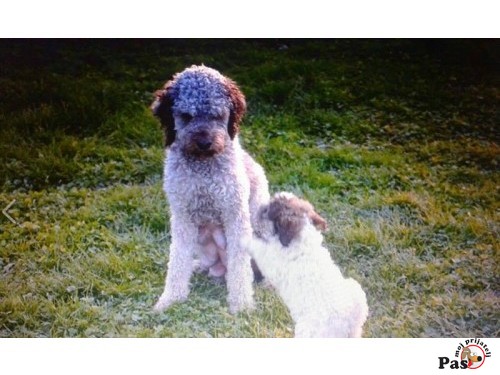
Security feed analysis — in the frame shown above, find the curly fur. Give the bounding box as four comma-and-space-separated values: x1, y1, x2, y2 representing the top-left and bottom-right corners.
248, 192, 369, 337
151, 65, 270, 314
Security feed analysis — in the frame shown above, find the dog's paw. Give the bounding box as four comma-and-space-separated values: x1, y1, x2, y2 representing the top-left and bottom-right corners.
192, 259, 207, 274
153, 299, 171, 313
153, 295, 185, 313
208, 262, 226, 278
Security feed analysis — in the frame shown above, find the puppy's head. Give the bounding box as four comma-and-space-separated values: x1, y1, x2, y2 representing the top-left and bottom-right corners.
259, 192, 327, 247
151, 65, 246, 156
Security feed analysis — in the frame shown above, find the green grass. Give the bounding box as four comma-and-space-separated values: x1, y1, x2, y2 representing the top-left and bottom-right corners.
0, 40, 498, 337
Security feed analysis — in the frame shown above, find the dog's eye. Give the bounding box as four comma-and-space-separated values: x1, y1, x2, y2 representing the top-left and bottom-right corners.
180, 113, 193, 123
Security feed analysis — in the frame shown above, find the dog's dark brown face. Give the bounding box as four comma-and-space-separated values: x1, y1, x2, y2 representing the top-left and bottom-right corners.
259, 193, 327, 247
151, 65, 246, 157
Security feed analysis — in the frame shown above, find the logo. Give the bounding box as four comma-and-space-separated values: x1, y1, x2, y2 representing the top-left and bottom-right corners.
438, 339, 492, 370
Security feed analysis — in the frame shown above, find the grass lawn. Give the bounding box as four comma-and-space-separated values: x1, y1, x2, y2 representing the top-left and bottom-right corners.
0, 39, 498, 337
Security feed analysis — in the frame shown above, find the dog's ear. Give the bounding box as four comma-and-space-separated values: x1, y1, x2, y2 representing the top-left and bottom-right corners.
309, 210, 328, 232
225, 78, 246, 139
151, 80, 176, 147
461, 348, 470, 360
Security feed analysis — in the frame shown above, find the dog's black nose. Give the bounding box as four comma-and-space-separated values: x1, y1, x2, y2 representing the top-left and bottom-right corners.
477, 356, 482, 361
197, 140, 212, 150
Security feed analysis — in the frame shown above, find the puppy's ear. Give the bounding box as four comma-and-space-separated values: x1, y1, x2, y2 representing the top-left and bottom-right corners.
225, 78, 246, 139
309, 211, 328, 232
274, 217, 305, 247
151, 80, 176, 147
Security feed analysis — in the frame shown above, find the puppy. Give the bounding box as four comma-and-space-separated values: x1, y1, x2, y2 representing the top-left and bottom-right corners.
248, 192, 369, 337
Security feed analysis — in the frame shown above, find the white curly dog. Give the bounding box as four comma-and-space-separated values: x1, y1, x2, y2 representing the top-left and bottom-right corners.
248, 192, 369, 337
151, 65, 269, 314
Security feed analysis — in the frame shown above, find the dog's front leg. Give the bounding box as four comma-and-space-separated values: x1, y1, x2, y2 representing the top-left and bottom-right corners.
224, 210, 255, 314
154, 214, 197, 312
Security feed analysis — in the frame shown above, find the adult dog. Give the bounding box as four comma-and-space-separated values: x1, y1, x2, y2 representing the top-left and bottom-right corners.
151, 65, 269, 314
